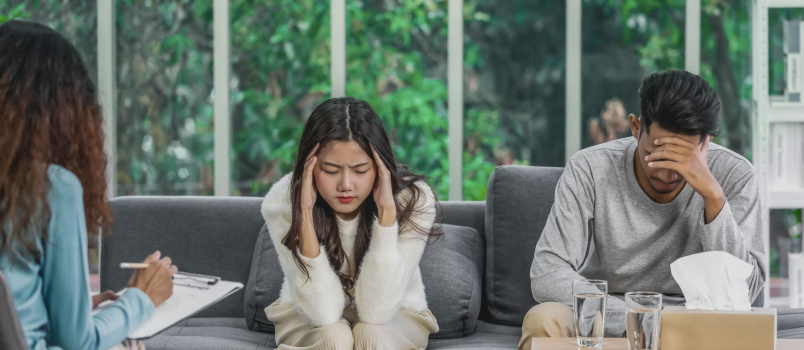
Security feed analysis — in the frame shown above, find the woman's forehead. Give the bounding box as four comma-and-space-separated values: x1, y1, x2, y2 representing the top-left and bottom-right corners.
318, 140, 371, 162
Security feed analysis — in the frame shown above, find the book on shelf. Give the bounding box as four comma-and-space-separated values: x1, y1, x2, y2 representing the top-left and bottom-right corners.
770, 123, 804, 191
784, 20, 803, 102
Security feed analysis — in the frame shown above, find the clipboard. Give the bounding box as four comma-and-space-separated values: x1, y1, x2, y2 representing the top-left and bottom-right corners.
95, 272, 243, 339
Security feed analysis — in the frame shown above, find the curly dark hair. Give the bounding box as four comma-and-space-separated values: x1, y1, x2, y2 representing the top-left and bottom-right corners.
0, 20, 111, 259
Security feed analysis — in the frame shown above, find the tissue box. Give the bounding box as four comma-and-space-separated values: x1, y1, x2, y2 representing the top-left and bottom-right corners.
660, 306, 776, 350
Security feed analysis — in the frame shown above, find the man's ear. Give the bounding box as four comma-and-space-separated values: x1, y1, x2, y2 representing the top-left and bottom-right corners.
629, 114, 640, 139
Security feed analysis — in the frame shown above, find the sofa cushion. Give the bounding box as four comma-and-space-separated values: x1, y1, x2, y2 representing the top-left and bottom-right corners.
428, 320, 520, 349
421, 223, 484, 338
484, 166, 564, 326
243, 223, 484, 338
243, 224, 282, 333
142, 317, 275, 350
779, 308, 804, 339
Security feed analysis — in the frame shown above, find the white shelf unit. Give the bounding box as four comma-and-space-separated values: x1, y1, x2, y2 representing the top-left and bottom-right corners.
768, 98, 804, 123
769, 190, 804, 208
752, 0, 804, 306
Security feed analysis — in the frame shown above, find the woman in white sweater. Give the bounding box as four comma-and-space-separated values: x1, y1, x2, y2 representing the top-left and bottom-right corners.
261, 97, 441, 350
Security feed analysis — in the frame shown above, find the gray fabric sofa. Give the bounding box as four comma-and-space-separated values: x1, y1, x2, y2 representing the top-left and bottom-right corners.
100, 166, 804, 349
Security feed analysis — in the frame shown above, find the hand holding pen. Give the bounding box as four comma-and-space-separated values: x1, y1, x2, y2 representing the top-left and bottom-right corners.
123, 250, 178, 307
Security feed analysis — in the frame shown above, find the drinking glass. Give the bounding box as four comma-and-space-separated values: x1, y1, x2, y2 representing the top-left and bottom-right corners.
572, 279, 608, 347
625, 292, 662, 350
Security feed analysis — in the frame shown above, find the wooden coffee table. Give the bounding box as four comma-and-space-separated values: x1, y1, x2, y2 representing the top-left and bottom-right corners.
531, 337, 804, 349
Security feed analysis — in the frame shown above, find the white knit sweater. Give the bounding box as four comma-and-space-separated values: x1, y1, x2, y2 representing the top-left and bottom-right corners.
261, 173, 436, 326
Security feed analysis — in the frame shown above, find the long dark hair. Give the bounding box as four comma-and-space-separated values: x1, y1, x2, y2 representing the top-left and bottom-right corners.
0, 20, 111, 259
283, 97, 441, 300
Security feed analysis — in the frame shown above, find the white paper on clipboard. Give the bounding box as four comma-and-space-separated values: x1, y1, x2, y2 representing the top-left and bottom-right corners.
94, 273, 243, 339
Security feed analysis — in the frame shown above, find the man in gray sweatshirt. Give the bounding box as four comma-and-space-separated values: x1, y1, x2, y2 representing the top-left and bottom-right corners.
518, 70, 766, 350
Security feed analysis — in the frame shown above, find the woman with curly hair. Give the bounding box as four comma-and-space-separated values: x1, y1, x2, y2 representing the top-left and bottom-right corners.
0, 20, 176, 350
261, 97, 442, 349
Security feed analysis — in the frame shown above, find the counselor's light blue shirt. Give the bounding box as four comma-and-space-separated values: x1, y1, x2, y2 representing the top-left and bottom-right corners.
0, 166, 154, 350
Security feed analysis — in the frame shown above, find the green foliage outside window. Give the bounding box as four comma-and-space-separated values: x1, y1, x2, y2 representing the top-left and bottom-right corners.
0, 0, 770, 201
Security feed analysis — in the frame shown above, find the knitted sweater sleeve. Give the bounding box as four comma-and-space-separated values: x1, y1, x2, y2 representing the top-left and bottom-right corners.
261, 174, 345, 326
354, 182, 436, 324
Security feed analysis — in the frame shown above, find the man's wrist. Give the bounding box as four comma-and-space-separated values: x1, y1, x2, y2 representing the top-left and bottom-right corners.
700, 178, 725, 202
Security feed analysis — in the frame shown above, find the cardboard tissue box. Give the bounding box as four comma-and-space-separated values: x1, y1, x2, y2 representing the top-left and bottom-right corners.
660, 252, 777, 350
660, 306, 776, 350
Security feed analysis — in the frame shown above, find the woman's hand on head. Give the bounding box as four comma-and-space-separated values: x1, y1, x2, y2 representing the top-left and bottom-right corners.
371, 144, 396, 227
127, 250, 178, 307
301, 143, 320, 211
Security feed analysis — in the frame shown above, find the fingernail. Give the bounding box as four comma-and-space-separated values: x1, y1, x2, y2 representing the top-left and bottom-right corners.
645, 156, 648, 161
648, 162, 653, 167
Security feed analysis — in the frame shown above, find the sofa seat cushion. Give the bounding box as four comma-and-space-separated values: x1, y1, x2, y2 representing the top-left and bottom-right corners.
244, 223, 484, 338
779, 308, 804, 339
142, 317, 275, 350
428, 321, 520, 349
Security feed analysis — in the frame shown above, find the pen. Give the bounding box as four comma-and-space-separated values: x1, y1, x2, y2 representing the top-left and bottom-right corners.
119, 262, 150, 268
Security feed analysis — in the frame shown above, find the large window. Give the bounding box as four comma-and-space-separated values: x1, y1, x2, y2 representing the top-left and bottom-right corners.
462, 1, 567, 200
581, 0, 684, 149
115, 0, 215, 196
230, 0, 331, 195
4, 0, 802, 306
347, 0, 451, 198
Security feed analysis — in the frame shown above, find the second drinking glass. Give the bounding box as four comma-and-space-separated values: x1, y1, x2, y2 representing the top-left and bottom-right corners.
624, 291, 662, 350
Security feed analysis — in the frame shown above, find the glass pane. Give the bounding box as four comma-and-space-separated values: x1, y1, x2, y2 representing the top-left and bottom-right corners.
1, 0, 99, 291
1, 0, 97, 82
346, 0, 450, 199
581, 0, 684, 149
230, 0, 331, 195
116, 1, 214, 195
769, 8, 804, 97
463, 1, 567, 200
769, 208, 803, 308
700, 1, 752, 158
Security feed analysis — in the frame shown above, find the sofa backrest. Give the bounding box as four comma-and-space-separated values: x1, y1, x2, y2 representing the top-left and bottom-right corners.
484, 165, 564, 326
102, 196, 486, 336
101, 196, 265, 318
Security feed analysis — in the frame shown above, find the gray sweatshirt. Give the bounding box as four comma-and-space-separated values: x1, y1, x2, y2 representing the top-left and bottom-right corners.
530, 137, 767, 336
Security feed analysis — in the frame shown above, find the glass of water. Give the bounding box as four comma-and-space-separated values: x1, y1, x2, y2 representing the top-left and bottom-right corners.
572, 279, 607, 347
625, 292, 662, 350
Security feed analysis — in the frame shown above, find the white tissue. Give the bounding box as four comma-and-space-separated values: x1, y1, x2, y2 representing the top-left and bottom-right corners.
670, 251, 753, 311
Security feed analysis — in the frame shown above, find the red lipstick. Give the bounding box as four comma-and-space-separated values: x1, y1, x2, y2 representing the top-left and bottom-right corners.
337, 196, 354, 203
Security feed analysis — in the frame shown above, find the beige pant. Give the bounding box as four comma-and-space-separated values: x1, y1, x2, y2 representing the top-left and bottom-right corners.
265, 300, 439, 350
518, 302, 575, 350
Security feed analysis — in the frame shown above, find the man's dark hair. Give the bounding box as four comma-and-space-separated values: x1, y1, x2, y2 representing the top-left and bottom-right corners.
638, 70, 721, 142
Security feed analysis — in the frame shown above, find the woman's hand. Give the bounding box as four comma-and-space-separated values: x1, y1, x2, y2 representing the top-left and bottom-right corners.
126, 251, 178, 307
300, 143, 320, 211
299, 143, 321, 257
371, 144, 396, 227
91, 290, 119, 309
